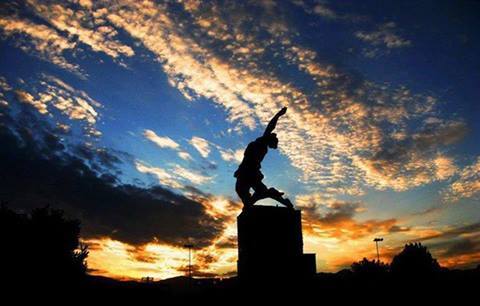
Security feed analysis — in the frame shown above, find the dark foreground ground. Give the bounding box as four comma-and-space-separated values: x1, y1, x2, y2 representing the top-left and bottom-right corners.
5, 270, 478, 304
26, 268, 474, 303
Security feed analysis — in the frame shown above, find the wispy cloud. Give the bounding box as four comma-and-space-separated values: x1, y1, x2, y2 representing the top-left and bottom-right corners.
135, 160, 212, 188
135, 161, 183, 189
355, 22, 411, 58
178, 151, 193, 161
0, 14, 81, 74
9, 74, 102, 137
219, 148, 244, 164
143, 129, 180, 149
189, 136, 211, 158
0, 0, 135, 76
291, 0, 364, 22
26, 0, 134, 59
172, 165, 212, 185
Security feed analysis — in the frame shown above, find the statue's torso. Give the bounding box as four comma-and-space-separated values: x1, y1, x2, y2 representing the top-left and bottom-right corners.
235, 137, 268, 178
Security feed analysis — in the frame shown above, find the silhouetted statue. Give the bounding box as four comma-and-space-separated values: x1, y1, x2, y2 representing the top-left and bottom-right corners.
234, 107, 293, 209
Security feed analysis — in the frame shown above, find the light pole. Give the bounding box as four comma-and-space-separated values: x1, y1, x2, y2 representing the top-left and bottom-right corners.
373, 238, 383, 262
183, 244, 194, 279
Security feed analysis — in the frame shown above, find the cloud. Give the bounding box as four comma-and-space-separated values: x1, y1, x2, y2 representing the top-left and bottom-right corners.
0, 13, 80, 74
312, 4, 338, 19
143, 129, 180, 149
136, 161, 212, 187
442, 238, 480, 258
189, 136, 211, 158
83, 238, 196, 280
15, 90, 49, 114
355, 22, 411, 48
352, 120, 466, 191
355, 22, 411, 58
0, 115, 224, 248
178, 151, 193, 161
26, 0, 134, 59
135, 161, 183, 189
434, 155, 458, 180
9, 74, 102, 137
172, 165, 212, 185
412, 222, 480, 268
443, 157, 480, 202
0, 0, 135, 75
296, 193, 402, 240
0, 103, 238, 278
291, 0, 363, 22
0, 76, 11, 107
219, 148, 243, 163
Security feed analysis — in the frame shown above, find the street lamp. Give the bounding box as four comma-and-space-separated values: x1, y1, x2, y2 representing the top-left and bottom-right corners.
373, 238, 383, 262
183, 244, 194, 279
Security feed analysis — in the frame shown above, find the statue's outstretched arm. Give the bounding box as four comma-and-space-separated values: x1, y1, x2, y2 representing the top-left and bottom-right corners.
263, 107, 287, 136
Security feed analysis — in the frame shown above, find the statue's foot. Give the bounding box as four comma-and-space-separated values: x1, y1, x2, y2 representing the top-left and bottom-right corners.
268, 187, 284, 197
283, 198, 294, 209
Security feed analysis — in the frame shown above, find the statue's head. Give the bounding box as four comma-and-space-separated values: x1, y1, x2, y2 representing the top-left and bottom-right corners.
266, 133, 278, 149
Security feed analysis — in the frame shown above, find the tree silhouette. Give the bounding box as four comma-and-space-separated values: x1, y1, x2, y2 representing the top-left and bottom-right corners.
0, 205, 88, 286
351, 257, 389, 276
390, 243, 440, 276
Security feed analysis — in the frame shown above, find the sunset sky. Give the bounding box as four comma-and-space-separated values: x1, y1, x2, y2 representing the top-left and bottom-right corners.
1, 0, 479, 280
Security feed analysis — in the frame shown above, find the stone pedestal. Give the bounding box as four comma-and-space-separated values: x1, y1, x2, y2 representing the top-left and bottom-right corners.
237, 205, 316, 280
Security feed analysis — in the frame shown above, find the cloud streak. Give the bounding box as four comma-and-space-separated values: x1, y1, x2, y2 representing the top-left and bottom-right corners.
189, 136, 211, 158
143, 129, 180, 149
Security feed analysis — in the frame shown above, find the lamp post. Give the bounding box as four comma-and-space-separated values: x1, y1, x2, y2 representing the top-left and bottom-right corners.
183, 244, 194, 279
373, 238, 383, 262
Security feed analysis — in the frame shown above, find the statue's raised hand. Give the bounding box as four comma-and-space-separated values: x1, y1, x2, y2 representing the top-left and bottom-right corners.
278, 106, 287, 116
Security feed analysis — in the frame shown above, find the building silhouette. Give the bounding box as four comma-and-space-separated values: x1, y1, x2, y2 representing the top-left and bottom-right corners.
237, 205, 316, 281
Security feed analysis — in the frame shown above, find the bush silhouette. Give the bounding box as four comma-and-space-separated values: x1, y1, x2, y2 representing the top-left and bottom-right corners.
390, 243, 440, 276
0, 205, 88, 286
351, 257, 389, 276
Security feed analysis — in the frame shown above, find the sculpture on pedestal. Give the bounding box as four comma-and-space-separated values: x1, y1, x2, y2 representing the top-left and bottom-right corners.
234, 107, 316, 280
234, 107, 293, 210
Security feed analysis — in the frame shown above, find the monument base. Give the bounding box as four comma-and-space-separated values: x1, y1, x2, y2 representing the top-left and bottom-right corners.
237, 205, 316, 280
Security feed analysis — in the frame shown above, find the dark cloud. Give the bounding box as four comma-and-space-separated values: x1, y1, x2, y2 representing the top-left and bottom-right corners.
419, 222, 480, 242
388, 225, 411, 233
372, 121, 467, 164
443, 238, 480, 258
317, 201, 362, 224
413, 222, 480, 266
215, 236, 237, 249
299, 199, 401, 240
0, 110, 224, 248
127, 246, 159, 263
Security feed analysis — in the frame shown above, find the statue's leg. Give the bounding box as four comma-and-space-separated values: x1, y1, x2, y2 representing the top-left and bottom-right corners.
250, 181, 270, 204
267, 188, 294, 209
235, 178, 253, 208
